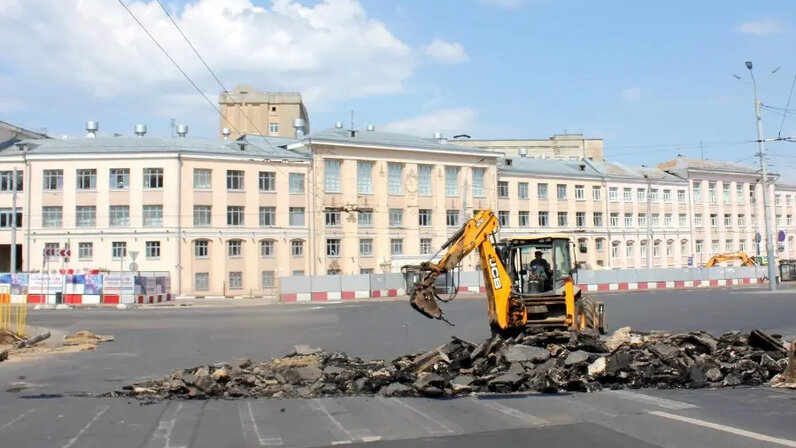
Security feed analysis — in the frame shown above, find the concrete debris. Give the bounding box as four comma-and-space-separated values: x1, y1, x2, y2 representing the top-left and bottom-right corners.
14, 331, 51, 349
0, 349, 7, 363
110, 328, 791, 400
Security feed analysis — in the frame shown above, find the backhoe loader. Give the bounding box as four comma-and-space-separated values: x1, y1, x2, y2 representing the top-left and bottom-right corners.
409, 209, 606, 335
704, 251, 757, 267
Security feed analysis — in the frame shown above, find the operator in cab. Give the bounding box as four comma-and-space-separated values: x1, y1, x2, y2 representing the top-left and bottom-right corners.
529, 250, 553, 291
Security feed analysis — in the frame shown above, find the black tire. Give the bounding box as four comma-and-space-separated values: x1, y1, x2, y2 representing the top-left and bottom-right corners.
577, 295, 600, 332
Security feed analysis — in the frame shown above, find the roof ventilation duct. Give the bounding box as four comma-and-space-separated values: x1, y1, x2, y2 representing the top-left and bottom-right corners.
134, 124, 147, 137
86, 121, 98, 138
222, 127, 231, 140
366, 124, 375, 131
334, 121, 344, 129
293, 118, 306, 139
519, 147, 527, 158
176, 124, 188, 137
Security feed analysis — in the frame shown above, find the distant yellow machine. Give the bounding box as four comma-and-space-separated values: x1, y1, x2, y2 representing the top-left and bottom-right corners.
409, 209, 605, 335
705, 251, 757, 268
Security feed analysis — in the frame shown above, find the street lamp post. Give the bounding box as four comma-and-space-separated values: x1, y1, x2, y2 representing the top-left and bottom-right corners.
746, 61, 777, 291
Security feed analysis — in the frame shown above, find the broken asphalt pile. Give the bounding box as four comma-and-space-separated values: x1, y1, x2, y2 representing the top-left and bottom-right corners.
111, 327, 792, 400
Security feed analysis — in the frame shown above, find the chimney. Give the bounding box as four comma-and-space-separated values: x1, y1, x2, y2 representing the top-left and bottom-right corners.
134, 124, 147, 137
366, 124, 375, 131
293, 118, 306, 139
433, 132, 447, 144
176, 124, 188, 137
222, 127, 231, 140
334, 121, 344, 129
86, 121, 98, 138
519, 147, 527, 158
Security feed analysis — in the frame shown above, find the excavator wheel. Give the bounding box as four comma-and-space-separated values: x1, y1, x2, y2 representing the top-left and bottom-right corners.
576, 295, 606, 334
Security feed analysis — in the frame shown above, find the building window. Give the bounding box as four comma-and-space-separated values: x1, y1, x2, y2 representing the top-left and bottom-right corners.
576, 212, 586, 227
146, 241, 161, 259
194, 169, 212, 189
574, 185, 585, 200
724, 214, 732, 226
325, 160, 341, 193
143, 205, 163, 227
663, 189, 672, 203
788, 215, 793, 226
693, 182, 701, 202
109, 205, 129, 227
194, 240, 209, 258
257, 171, 275, 192
226, 170, 244, 190
473, 168, 485, 197
112, 241, 127, 259
649, 188, 659, 202
445, 166, 459, 197
578, 239, 588, 253
498, 211, 510, 227
195, 273, 209, 291
261, 271, 275, 288
291, 240, 304, 256
518, 182, 528, 199
358, 209, 373, 227
498, 181, 509, 198
653, 241, 661, 257
419, 209, 432, 227
641, 242, 648, 258
694, 214, 703, 227
76, 169, 97, 190
736, 185, 744, 205
592, 186, 602, 200
625, 213, 634, 227
143, 168, 163, 189
518, 211, 529, 227
726, 240, 734, 252
78, 242, 93, 261
740, 240, 747, 252
637, 188, 646, 202
227, 206, 244, 226
557, 211, 568, 227
0, 208, 21, 228
390, 238, 403, 255
326, 239, 341, 257
110, 168, 129, 190
389, 208, 403, 227
420, 238, 432, 255
708, 182, 717, 204
665, 216, 674, 231
359, 239, 373, 256
325, 210, 341, 227
776, 194, 782, 206
608, 187, 618, 202
557, 184, 567, 200
229, 272, 243, 289
738, 214, 745, 227
638, 214, 647, 227
446, 210, 460, 227
227, 240, 243, 258
710, 240, 718, 253
75, 206, 96, 227
289, 173, 305, 193
789, 195, 793, 206
710, 214, 718, 227
681, 240, 688, 254
626, 241, 634, 258
418, 165, 432, 196
611, 241, 620, 258
357, 161, 373, 194
679, 214, 687, 227
610, 213, 619, 227
723, 184, 731, 204
596, 238, 604, 252
260, 240, 274, 258
538, 183, 548, 199
593, 212, 603, 227
751, 215, 757, 227
0, 171, 22, 192
259, 207, 276, 227
194, 205, 211, 227
538, 211, 549, 227
651, 214, 659, 227
777, 215, 783, 226
677, 189, 686, 204
43, 169, 63, 191
269, 122, 279, 134
388, 163, 403, 195
289, 207, 305, 226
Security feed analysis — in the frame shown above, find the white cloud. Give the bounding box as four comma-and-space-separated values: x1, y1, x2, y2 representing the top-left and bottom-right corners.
423, 38, 470, 64
0, 0, 414, 128
381, 108, 478, 136
735, 18, 782, 35
620, 88, 643, 104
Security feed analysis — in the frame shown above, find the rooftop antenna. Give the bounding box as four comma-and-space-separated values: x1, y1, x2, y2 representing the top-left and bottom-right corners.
700, 140, 704, 160
170, 118, 176, 138
350, 110, 354, 131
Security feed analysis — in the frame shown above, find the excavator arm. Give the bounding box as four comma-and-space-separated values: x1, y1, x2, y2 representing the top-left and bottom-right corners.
705, 251, 757, 267
409, 210, 527, 330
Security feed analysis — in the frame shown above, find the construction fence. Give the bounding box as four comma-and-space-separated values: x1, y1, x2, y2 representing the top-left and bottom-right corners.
0, 272, 173, 305
0, 286, 26, 337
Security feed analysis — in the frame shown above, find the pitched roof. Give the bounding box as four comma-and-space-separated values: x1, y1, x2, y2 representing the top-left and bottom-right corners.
499, 157, 602, 178
302, 128, 499, 156
657, 156, 760, 175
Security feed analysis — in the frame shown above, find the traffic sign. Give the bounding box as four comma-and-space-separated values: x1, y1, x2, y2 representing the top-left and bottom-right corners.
43, 248, 71, 257
755, 232, 762, 243
129, 262, 139, 271
778, 230, 786, 242
129, 250, 139, 261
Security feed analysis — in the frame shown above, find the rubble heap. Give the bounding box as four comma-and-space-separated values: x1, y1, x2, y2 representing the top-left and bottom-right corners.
112, 328, 791, 400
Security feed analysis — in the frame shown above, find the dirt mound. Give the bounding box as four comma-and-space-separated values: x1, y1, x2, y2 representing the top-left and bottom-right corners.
110, 327, 790, 400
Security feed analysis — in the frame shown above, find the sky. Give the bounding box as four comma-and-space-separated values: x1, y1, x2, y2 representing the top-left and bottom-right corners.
1, 0, 795, 177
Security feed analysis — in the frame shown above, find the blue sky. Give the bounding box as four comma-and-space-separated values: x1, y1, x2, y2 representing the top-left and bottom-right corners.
1, 0, 794, 174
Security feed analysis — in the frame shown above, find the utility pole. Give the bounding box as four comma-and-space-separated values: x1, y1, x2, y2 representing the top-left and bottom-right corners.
747, 61, 777, 291
10, 168, 17, 274
644, 173, 652, 269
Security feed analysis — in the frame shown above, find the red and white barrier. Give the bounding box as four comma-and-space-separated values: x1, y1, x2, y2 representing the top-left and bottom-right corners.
136, 294, 174, 304
281, 288, 406, 303
580, 277, 764, 292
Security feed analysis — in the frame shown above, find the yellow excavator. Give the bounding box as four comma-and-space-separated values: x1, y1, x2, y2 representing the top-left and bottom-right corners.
410, 209, 606, 335
704, 251, 757, 268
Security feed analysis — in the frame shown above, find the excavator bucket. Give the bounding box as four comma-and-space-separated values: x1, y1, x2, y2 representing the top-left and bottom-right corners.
771, 341, 796, 389
410, 283, 444, 320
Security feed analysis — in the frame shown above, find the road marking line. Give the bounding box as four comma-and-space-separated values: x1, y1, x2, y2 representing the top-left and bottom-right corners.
649, 410, 796, 447
310, 399, 379, 443
381, 398, 453, 434
472, 399, 549, 426
0, 408, 35, 431
608, 390, 697, 410
146, 402, 186, 448
238, 402, 283, 447
62, 405, 109, 448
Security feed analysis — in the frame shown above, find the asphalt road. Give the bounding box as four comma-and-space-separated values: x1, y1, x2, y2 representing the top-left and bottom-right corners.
0, 286, 794, 448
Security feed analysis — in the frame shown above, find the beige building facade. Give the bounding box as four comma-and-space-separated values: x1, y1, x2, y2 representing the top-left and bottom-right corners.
218, 85, 309, 140
454, 134, 604, 160
2, 125, 794, 298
